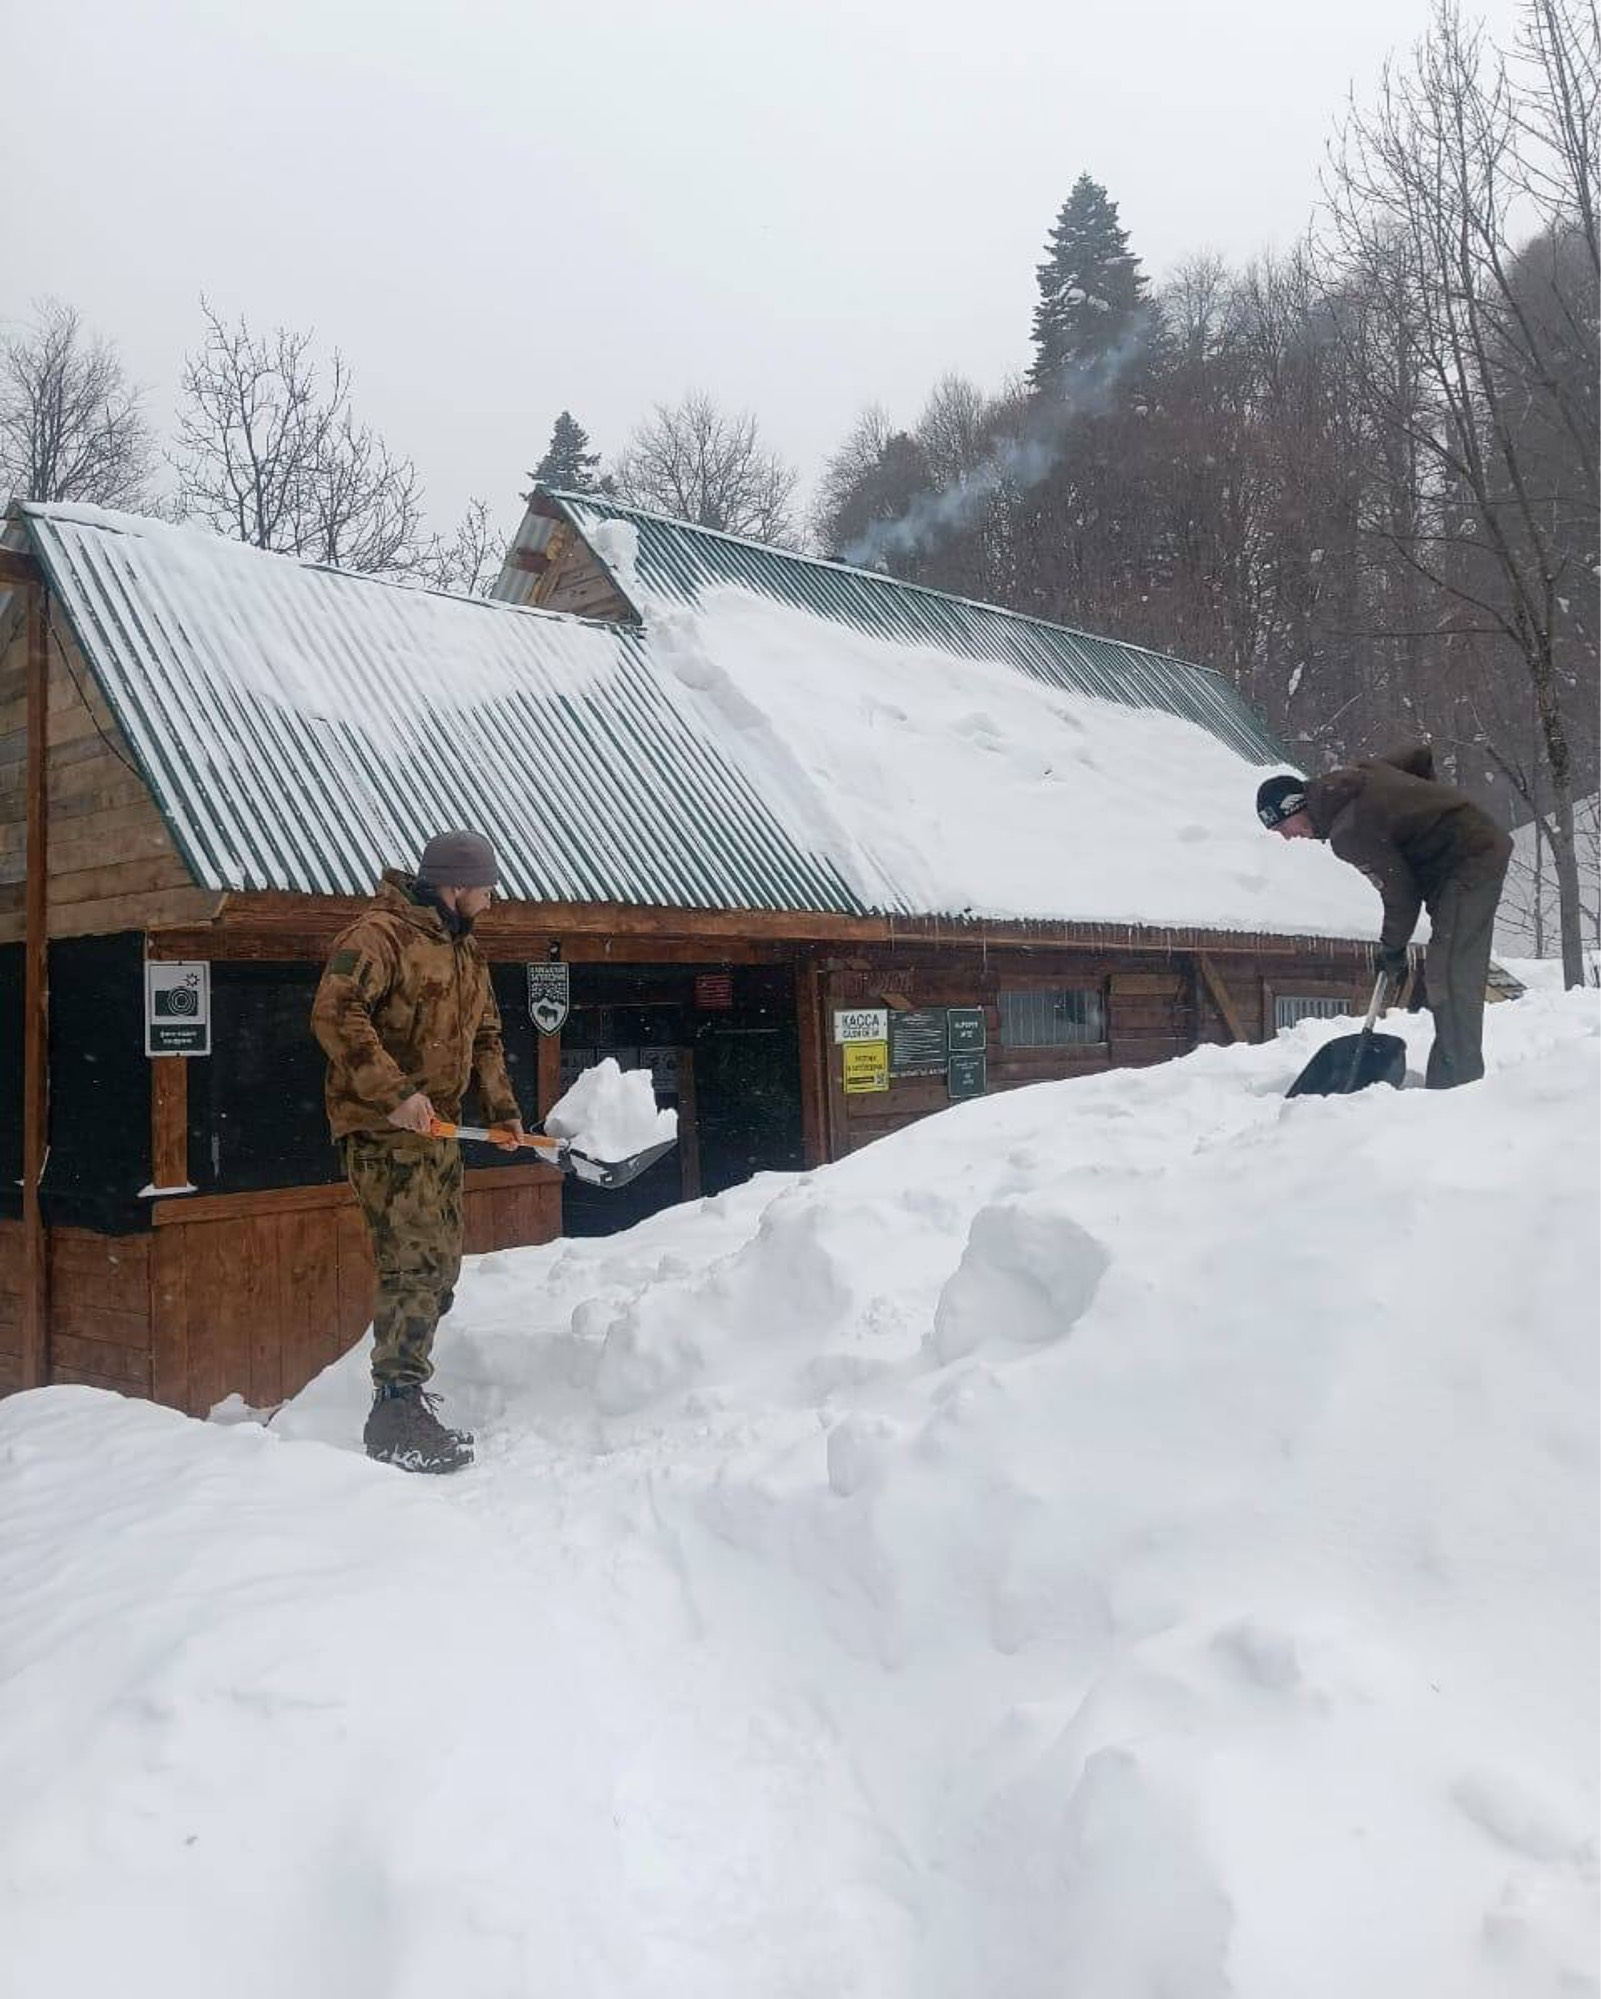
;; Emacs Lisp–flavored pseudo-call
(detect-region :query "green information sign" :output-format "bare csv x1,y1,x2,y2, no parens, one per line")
947,1051,987,1099
946,1008,987,1053
888,1008,948,1076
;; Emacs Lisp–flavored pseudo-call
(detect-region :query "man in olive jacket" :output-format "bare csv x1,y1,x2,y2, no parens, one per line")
312,829,524,1471
1257,745,1512,1090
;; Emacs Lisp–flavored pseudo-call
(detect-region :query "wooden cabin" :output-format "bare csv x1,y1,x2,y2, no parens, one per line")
0,493,1378,1417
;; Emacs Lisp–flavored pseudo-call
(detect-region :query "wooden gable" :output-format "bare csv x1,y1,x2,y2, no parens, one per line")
0,590,219,945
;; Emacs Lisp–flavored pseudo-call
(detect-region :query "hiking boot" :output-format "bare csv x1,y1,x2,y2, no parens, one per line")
363,1384,474,1474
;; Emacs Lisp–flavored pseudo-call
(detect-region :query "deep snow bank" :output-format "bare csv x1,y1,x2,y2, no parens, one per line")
1,990,1596,1998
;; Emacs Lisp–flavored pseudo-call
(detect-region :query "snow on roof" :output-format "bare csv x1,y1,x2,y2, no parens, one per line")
506,487,1285,767
19,501,1378,938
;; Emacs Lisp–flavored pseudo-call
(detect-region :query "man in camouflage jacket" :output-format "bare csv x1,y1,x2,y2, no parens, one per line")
1256,745,1512,1089
312,829,523,1470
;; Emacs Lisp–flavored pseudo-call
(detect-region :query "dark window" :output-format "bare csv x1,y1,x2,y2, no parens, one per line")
185,961,549,1196
186,965,341,1193
40,933,152,1233
999,987,1105,1047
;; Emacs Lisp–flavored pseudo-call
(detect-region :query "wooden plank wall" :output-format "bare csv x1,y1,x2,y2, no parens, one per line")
152,1168,563,1414
822,955,1109,1155
0,609,218,946
819,944,1366,1157
0,1220,23,1395
0,1168,563,1417
0,1221,151,1395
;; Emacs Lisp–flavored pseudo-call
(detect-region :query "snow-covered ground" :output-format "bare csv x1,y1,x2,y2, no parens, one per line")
2,991,1597,1998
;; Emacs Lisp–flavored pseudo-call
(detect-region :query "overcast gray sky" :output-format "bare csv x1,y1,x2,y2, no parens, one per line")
8,0,1525,538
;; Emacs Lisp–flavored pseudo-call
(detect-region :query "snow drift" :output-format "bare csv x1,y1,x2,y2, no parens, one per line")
1,988,1596,1998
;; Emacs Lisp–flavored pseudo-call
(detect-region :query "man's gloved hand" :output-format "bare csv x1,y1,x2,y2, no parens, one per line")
1378,945,1410,981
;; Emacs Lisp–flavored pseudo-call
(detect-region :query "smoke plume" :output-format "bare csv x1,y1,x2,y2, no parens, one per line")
841,314,1155,573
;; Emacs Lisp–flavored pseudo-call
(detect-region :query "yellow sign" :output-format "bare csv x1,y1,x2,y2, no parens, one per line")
842,1039,890,1094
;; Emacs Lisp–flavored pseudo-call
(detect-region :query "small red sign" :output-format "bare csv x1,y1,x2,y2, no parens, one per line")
694,973,734,1009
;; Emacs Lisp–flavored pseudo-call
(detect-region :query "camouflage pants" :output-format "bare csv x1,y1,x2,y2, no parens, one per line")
344,1133,464,1388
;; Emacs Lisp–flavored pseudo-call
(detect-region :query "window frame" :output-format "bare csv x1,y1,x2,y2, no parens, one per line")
1263,979,1365,1037
997,983,1108,1050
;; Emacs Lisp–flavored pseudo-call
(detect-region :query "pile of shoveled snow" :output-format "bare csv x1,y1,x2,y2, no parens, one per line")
545,1054,676,1160
1,990,1596,1999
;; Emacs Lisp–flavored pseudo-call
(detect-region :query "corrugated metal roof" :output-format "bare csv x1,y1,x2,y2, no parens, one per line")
19,503,868,913
527,489,1285,766
15,501,1361,938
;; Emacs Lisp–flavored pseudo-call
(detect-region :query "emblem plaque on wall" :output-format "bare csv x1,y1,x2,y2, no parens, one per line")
527,962,571,1036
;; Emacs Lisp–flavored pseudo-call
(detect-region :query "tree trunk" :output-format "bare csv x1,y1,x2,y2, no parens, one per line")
1530,632,1587,984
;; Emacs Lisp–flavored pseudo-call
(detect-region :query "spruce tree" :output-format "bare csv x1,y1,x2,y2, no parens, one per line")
532,410,602,491
1028,174,1149,393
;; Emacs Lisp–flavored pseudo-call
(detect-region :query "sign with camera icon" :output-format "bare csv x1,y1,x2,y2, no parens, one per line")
146,961,210,1056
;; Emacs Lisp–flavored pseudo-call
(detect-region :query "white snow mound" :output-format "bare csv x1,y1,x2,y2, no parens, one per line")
1,989,1596,1998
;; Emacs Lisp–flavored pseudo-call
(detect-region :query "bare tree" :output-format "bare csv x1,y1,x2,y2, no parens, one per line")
614,391,799,545
1513,0,1601,271
173,302,426,576
0,298,154,508
1324,0,1600,984
812,403,896,550
914,374,991,486
420,497,507,597
1159,251,1237,362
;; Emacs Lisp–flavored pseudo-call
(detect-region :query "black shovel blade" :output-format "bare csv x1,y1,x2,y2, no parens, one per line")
1286,1030,1409,1099
565,1136,678,1189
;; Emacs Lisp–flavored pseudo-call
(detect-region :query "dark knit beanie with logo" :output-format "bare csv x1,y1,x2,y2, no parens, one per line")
1255,775,1310,830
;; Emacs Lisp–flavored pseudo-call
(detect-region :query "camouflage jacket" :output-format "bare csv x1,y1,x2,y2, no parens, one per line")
311,871,520,1140
1306,744,1512,954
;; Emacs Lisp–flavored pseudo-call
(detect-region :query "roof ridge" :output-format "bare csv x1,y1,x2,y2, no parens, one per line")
541,485,1234,688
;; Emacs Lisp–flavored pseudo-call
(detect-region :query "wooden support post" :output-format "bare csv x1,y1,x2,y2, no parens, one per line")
675,1048,702,1202
1196,952,1246,1044
149,1053,191,1191
794,957,828,1169
536,1028,562,1124
21,585,50,1388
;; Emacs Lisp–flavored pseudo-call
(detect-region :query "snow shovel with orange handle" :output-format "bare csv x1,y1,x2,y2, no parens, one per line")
427,1116,677,1189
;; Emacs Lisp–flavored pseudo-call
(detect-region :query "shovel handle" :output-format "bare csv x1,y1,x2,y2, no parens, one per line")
1342,970,1393,1093
427,1116,566,1166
